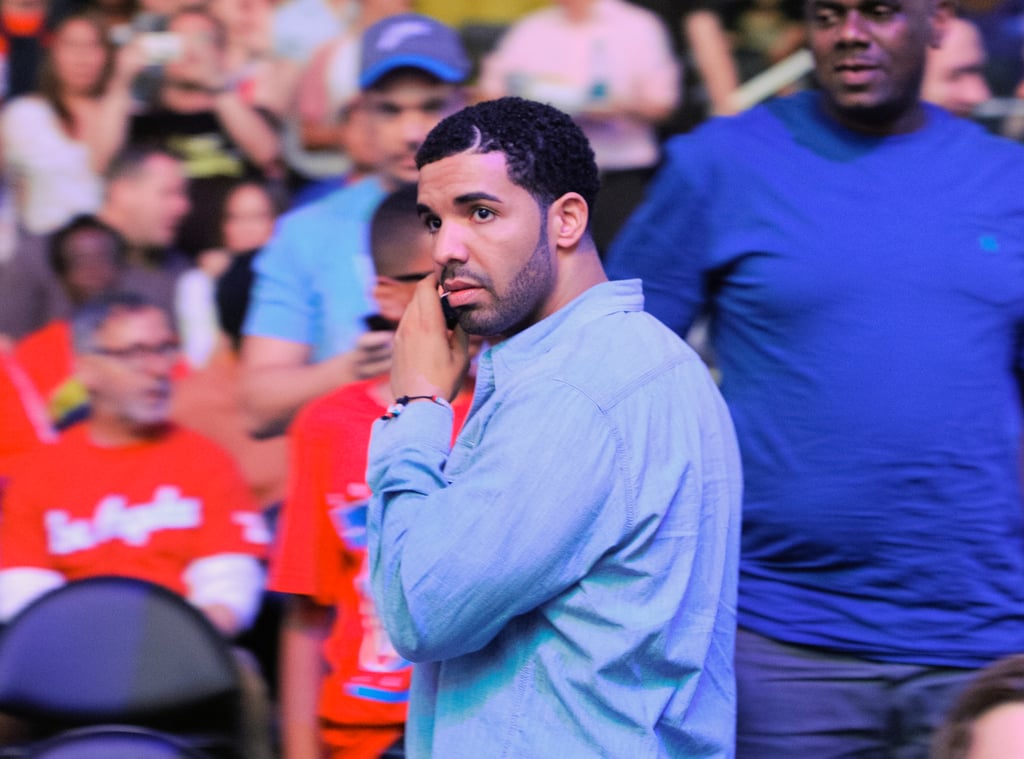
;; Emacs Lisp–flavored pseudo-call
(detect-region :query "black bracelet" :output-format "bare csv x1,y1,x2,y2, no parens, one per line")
381,395,448,420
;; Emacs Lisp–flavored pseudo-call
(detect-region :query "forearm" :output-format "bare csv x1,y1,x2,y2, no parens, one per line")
200,602,244,637
611,92,678,124
241,351,358,438
685,11,740,115
86,85,134,174
300,121,344,151
214,91,281,171
279,596,331,759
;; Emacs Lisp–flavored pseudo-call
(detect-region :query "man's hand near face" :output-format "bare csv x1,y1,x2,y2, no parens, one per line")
390,275,470,403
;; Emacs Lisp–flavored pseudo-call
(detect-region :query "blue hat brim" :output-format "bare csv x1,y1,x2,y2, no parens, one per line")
360,55,468,89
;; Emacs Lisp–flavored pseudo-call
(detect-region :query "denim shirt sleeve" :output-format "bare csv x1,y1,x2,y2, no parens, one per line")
366,382,625,663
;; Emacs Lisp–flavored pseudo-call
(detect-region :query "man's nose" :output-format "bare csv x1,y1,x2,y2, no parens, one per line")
141,347,178,377
432,222,469,267
838,11,870,43
400,110,435,146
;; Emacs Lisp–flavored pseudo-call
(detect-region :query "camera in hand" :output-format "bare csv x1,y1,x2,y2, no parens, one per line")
138,32,183,65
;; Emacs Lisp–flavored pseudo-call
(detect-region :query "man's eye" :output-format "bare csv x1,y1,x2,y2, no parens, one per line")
866,4,894,19
472,208,495,222
812,7,839,24
423,216,441,232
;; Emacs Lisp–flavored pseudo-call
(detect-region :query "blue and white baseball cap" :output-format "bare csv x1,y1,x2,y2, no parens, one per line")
359,13,471,90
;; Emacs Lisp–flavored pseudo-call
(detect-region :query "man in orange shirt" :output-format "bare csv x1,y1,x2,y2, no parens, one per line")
0,341,55,482
269,185,474,758
0,291,269,637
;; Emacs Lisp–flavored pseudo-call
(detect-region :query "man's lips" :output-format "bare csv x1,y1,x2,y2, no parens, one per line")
443,280,484,308
834,61,880,86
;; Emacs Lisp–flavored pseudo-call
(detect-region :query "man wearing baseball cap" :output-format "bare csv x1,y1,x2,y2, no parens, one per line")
241,14,470,439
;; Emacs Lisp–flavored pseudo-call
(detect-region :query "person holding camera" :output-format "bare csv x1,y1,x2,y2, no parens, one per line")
124,7,281,259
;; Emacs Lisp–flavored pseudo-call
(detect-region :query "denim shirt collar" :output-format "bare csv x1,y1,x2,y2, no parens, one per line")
478,278,644,388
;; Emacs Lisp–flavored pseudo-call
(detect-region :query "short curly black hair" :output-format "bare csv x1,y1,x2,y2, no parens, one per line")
415,97,600,214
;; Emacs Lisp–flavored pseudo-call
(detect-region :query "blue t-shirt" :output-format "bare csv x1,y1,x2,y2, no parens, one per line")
607,91,1024,667
244,177,386,362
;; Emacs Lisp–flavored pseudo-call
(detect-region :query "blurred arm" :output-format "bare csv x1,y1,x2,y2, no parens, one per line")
184,553,266,637
684,10,740,115
278,595,332,759
240,332,392,438
214,92,282,172
86,41,147,174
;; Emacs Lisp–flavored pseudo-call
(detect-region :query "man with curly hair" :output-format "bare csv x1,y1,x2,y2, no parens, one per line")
364,96,744,758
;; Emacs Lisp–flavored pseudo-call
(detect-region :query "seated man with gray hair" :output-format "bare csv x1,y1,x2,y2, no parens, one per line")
0,291,269,636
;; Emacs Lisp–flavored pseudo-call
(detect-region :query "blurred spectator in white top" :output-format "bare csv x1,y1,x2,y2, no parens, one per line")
272,0,357,185
479,0,680,253
209,0,290,118
124,7,282,258
272,0,353,66
176,180,277,368
0,11,113,234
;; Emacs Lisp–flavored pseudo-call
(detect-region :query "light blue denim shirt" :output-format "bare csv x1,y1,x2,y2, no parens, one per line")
367,279,742,758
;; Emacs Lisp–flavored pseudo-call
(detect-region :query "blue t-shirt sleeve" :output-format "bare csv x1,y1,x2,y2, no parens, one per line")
243,217,315,346
605,135,711,338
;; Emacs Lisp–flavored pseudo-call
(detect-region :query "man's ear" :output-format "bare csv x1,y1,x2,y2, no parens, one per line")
548,192,589,250
929,0,955,48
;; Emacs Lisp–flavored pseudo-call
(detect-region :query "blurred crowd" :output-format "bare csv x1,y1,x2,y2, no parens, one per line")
0,0,1023,756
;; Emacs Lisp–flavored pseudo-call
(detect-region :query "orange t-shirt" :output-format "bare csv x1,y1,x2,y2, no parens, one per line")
270,379,471,735
0,350,55,479
0,424,268,595
14,320,79,424
171,347,288,510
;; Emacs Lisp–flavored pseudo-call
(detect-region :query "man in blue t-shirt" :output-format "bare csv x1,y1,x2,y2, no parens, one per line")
607,0,1024,755
241,14,470,437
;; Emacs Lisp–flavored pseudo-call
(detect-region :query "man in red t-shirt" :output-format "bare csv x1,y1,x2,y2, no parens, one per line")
270,185,474,758
0,291,269,636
